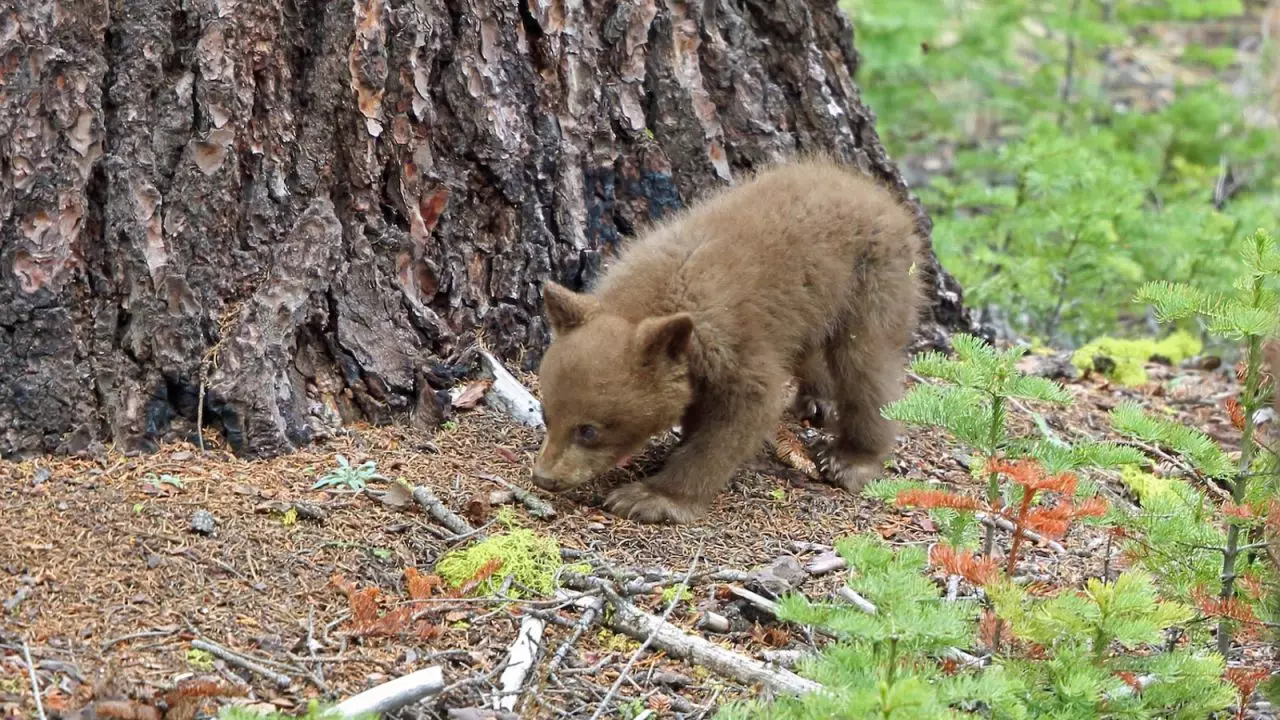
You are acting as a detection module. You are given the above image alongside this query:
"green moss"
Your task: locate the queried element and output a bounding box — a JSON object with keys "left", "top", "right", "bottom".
{"left": 1118, "top": 465, "right": 1179, "bottom": 504}
{"left": 435, "top": 524, "right": 574, "bottom": 598}
{"left": 1153, "top": 330, "right": 1202, "bottom": 363}
{"left": 1070, "top": 331, "right": 1202, "bottom": 386}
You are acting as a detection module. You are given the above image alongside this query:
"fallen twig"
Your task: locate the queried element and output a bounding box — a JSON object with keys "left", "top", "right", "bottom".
{"left": 562, "top": 575, "right": 822, "bottom": 697}
{"left": 544, "top": 593, "right": 605, "bottom": 678}
{"left": 804, "top": 552, "right": 847, "bottom": 576}
{"left": 481, "top": 474, "right": 556, "bottom": 519}
{"left": 761, "top": 649, "right": 814, "bottom": 669}
{"left": 726, "top": 585, "right": 781, "bottom": 615}
{"left": 494, "top": 615, "right": 546, "bottom": 712}
{"left": 102, "top": 626, "right": 181, "bottom": 651}
{"left": 23, "top": 642, "right": 46, "bottom": 720}
{"left": 191, "top": 639, "right": 293, "bottom": 688}
{"left": 975, "top": 512, "right": 1067, "bottom": 554}
{"left": 327, "top": 666, "right": 445, "bottom": 718}
{"left": 621, "top": 568, "right": 751, "bottom": 596}
{"left": 835, "top": 587, "right": 877, "bottom": 615}
{"left": 590, "top": 543, "right": 704, "bottom": 720}
{"left": 412, "top": 486, "right": 477, "bottom": 537}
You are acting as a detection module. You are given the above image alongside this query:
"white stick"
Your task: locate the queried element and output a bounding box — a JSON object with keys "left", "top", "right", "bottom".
{"left": 603, "top": 593, "right": 821, "bottom": 697}
{"left": 835, "top": 587, "right": 878, "bottom": 615}
{"left": 805, "top": 552, "right": 847, "bottom": 576}
{"left": 478, "top": 351, "right": 544, "bottom": 428}
{"left": 494, "top": 615, "right": 546, "bottom": 711}
{"left": 327, "top": 666, "right": 446, "bottom": 718}
{"left": 23, "top": 642, "right": 46, "bottom": 720}
{"left": 726, "top": 585, "right": 781, "bottom": 615}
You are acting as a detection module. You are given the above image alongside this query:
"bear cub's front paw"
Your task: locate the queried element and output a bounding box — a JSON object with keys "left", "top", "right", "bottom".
{"left": 604, "top": 481, "right": 706, "bottom": 524}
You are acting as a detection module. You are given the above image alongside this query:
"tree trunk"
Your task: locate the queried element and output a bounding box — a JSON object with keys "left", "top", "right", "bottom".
{"left": 0, "top": 0, "right": 975, "bottom": 459}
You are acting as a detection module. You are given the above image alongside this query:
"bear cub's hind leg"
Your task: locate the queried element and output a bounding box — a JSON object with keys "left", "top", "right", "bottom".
{"left": 816, "top": 332, "right": 906, "bottom": 494}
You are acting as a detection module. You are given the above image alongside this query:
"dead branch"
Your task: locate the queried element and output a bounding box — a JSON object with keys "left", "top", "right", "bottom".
{"left": 482, "top": 474, "right": 556, "bottom": 519}
{"left": 544, "top": 593, "right": 605, "bottom": 678}
{"left": 975, "top": 512, "right": 1067, "bottom": 554}
{"left": 804, "top": 552, "right": 847, "bottom": 576}
{"left": 494, "top": 615, "right": 546, "bottom": 712}
{"left": 835, "top": 587, "right": 877, "bottom": 615}
{"left": 412, "top": 486, "right": 477, "bottom": 537}
{"left": 726, "top": 585, "right": 781, "bottom": 615}
{"left": 562, "top": 575, "right": 821, "bottom": 698}
{"left": 23, "top": 642, "right": 46, "bottom": 720}
{"left": 590, "top": 544, "right": 704, "bottom": 720}
{"left": 190, "top": 639, "right": 293, "bottom": 688}
{"left": 328, "top": 666, "right": 446, "bottom": 718}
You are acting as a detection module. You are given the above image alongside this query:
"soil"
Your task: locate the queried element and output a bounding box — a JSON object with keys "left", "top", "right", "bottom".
{"left": 2, "top": 353, "right": 1277, "bottom": 719}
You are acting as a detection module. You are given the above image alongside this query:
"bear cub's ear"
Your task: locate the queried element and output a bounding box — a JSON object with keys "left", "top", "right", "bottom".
{"left": 637, "top": 313, "right": 694, "bottom": 367}
{"left": 542, "top": 281, "right": 598, "bottom": 335}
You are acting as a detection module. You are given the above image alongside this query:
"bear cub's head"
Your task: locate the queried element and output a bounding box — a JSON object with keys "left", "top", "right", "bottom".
{"left": 531, "top": 281, "right": 694, "bottom": 492}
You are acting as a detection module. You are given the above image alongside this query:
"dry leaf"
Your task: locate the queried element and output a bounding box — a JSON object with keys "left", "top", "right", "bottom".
{"left": 494, "top": 446, "right": 519, "bottom": 463}
{"left": 451, "top": 380, "right": 493, "bottom": 410}
{"left": 366, "top": 482, "right": 414, "bottom": 509}
{"left": 465, "top": 494, "right": 491, "bottom": 524}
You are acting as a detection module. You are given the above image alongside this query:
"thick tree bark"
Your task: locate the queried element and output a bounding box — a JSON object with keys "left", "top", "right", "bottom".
{"left": 0, "top": 0, "right": 975, "bottom": 459}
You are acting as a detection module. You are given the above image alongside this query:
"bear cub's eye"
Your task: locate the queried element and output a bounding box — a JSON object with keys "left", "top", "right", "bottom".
{"left": 574, "top": 424, "right": 600, "bottom": 445}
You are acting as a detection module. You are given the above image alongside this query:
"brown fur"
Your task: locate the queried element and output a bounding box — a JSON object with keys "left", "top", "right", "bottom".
{"left": 531, "top": 157, "right": 927, "bottom": 524}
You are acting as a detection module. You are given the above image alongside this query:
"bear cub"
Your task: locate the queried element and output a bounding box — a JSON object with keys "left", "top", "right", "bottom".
{"left": 531, "top": 157, "right": 926, "bottom": 524}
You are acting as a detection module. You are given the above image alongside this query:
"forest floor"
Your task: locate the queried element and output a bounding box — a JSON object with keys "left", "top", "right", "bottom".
{"left": 2, "top": 350, "right": 1277, "bottom": 720}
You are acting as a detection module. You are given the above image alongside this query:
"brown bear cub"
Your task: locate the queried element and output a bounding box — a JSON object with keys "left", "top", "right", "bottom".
{"left": 531, "top": 157, "right": 926, "bottom": 524}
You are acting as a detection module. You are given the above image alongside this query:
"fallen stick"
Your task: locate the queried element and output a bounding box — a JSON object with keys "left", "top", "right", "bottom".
{"left": 478, "top": 350, "right": 544, "bottom": 429}
{"left": 494, "top": 615, "right": 546, "bottom": 712}
{"left": 726, "top": 585, "right": 781, "bottom": 616}
{"left": 590, "top": 544, "right": 704, "bottom": 720}
{"left": 761, "top": 649, "right": 814, "bottom": 669}
{"left": 975, "top": 512, "right": 1067, "bottom": 554}
{"left": 191, "top": 639, "right": 293, "bottom": 688}
{"left": 545, "top": 593, "right": 605, "bottom": 677}
{"left": 835, "top": 587, "right": 877, "bottom": 615}
{"left": 327, "top": 666, "right": 446, "bottom": 718}
{"left": 804, "top": 552, "right": 847, "bottom": 576}
{"left": 602, "top": 592, "right": 821, "bottom": 697}
{"left": 558, "top": 575, "right": 821, "bottom": 697}
{"left": 412, "top": 486, "right": 477, "bottom": 538}
{"left": 482, "top": 474, "right": 556, "bottom": 519}
{"left": 23, "top": 642, "right": 46, "bottom": 720}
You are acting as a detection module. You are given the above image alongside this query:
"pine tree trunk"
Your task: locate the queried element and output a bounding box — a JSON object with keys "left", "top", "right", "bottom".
{"left": 0, "top": 0, "right": 975, "bottom": 459}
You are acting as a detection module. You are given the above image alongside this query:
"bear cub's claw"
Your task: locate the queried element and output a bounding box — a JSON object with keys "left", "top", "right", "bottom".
{"left": 605, "top": 482, "right": 705, "bottom": 525}
{"left": 816, "top": 446, "right": 884, "bottom": 495}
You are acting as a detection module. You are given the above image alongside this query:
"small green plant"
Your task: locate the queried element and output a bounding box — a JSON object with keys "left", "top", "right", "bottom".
{"left": 716, "top": 536, "right": 1000, "bottom": 719}
{"left": 661, "top": 585, "right": 692, "bottom": 607}
{"left": 1113, "top": 228, "right": 1280, "bottom": 654}
{"left": 144, "top": 473, "right": 185, "bottom": 489}
{"left": 987, "top": 570, "right": 1237, "bottom": 718}
{"left": 1070, "top": 331, "right": 1203, "bottom": 386}
{"left": 312, "top": 454, "right": 387, "bottom": 490}
{"left": 877, "top": 333, "right": 1142, "bottom": 554}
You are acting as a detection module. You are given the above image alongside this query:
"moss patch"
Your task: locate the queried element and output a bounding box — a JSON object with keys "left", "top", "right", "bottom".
{"left": 1118, "top": 465, "right": 1179, "bottom": 504}
{"left": 1070, "top": 331, "right": 1203, "bottom": 386}
{"left": 435, "top": 516, "right": 585, "bottom": 598}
